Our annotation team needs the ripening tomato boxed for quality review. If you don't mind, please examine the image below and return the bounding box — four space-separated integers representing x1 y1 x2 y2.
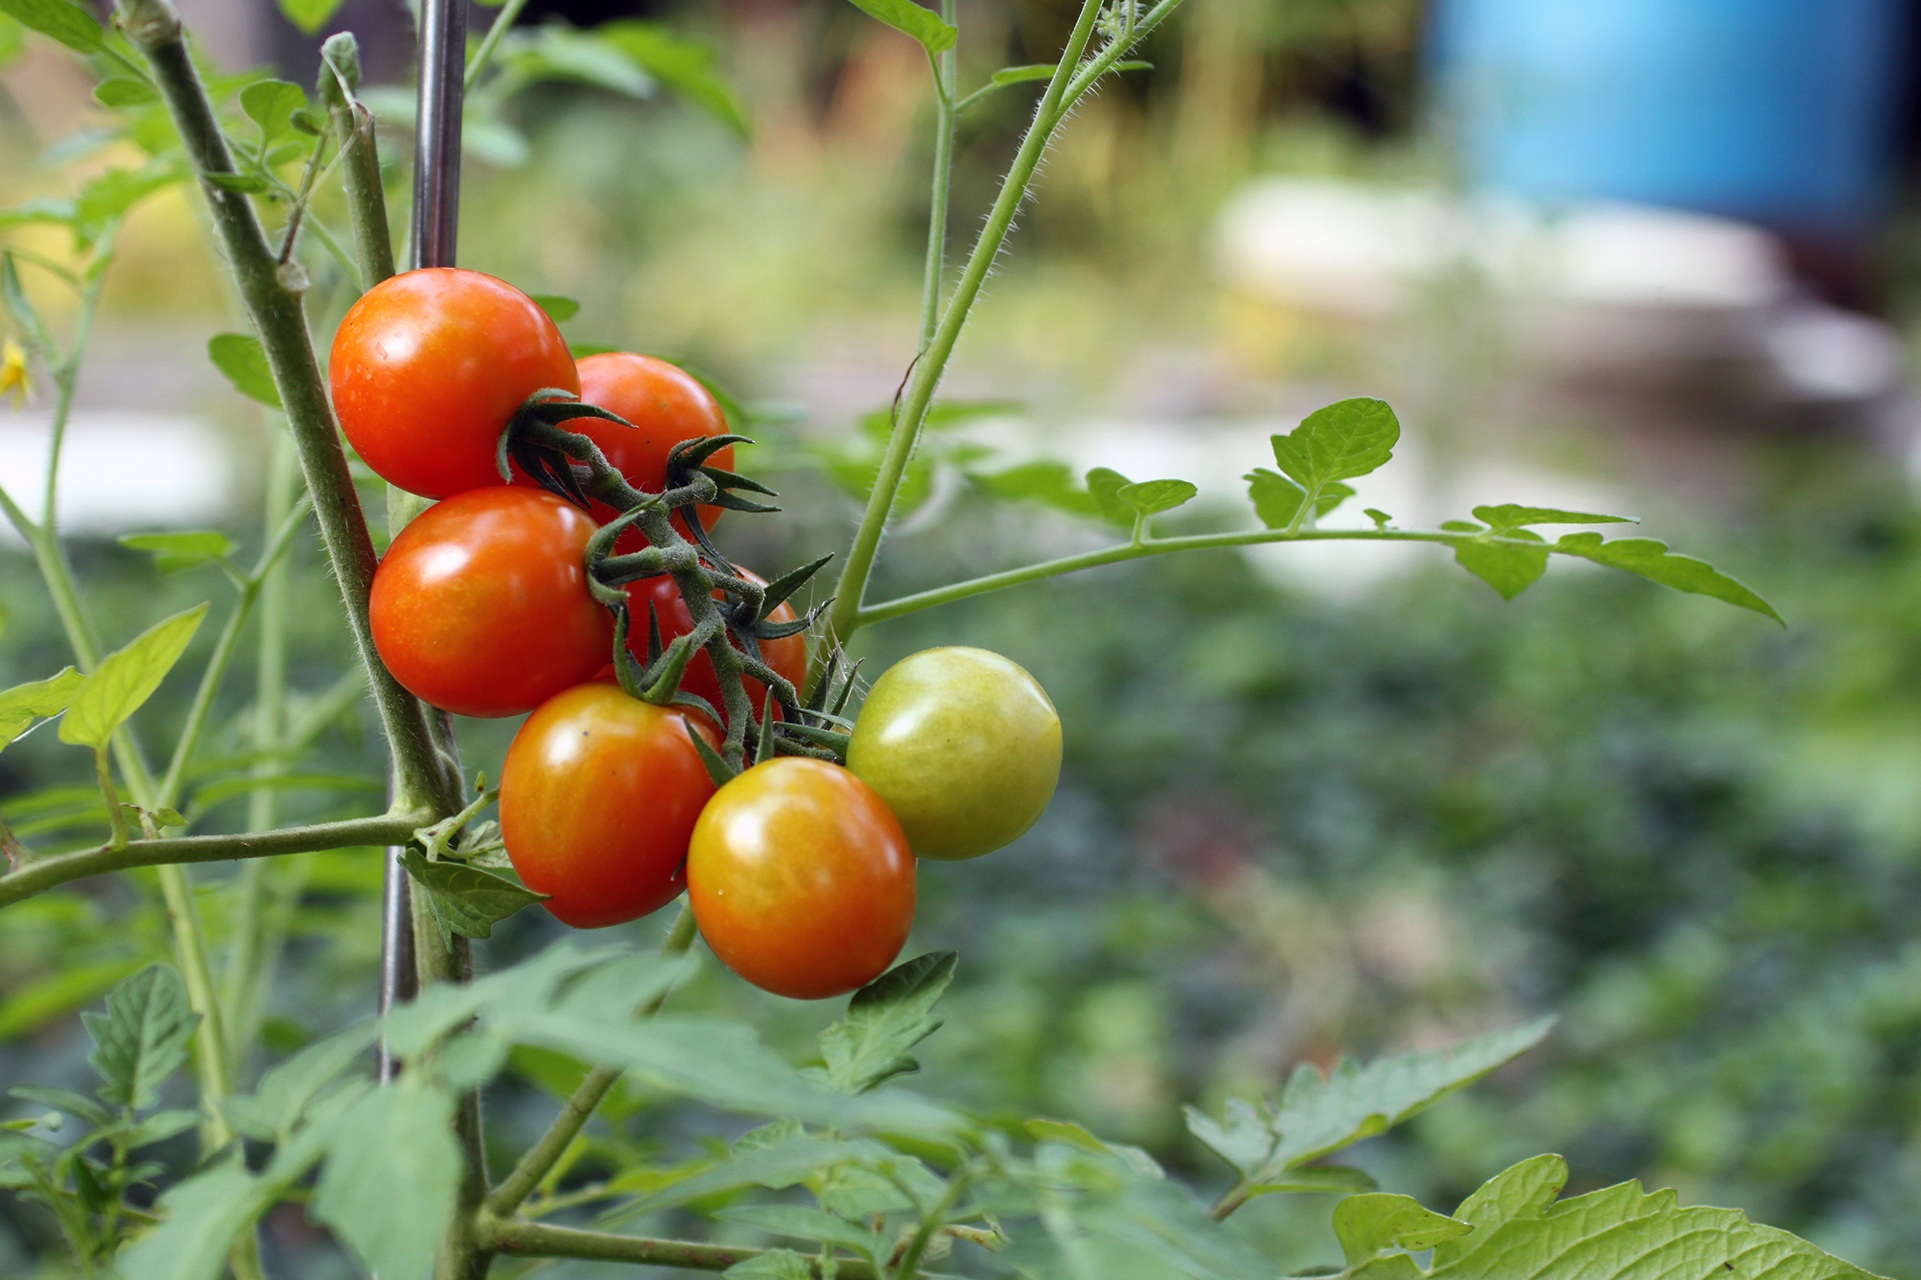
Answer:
371 487 613 718
615 569 808 719
687 758 914 999
501 684 718 928
846 647 1061 860
553 353 733 536
331 268 578 499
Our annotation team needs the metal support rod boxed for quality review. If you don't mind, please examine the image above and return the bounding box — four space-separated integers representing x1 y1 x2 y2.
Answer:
378 0 469 1084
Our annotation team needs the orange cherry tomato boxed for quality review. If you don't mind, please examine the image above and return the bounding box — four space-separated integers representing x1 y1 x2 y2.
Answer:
614 568 809 720
501 684 718 929
687 758 915 999
370 487 612 718
331 268 578 499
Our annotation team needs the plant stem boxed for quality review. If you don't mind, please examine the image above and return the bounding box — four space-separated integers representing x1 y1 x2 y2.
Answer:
1210 1180 1251 1220
827 0 1107 643
476 1217 879 1278
92 750 127 850
120 0 460 820
320 35 397 288
858 527 1546 626
0 811 430 908
411 889 491 1280
465 0 531 91
485 906 698 1217
917 0 957 351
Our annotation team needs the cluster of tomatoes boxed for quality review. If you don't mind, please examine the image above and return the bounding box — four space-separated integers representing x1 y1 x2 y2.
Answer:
330 268 1062 999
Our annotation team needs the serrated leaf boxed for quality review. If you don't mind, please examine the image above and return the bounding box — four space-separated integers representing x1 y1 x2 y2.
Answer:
0 667 83 749
1186 1019 1552 1184
1454 531 1546 601
1116 478 1197 517
0 958 143 1038
598 20 751 137
1553 534 1783 624
818 952 955 1094
10 1084 111 1127
1246 468 1351 530
1334 1193 1471 1265
114 1162 265 1280
82 965 199 1111
59 605 209 750
611 1134 882 1219
1471 504 1635 534
277 0 344 36
529 293 579 322
118 531 236 574
93 77 157 108
1026 1117 1163 1179
1270 397 1399 494
717 1204 889 1262
208 333 281 408
311 1080 460 1280
239 78 306 141
400 848 546 941
1430 1153 1566 1268
222 1023 377 1142
726 1249 815 1279
842 0 956 53
1425 1156 1887 1279
121 1108 199 1148
0 0 100 52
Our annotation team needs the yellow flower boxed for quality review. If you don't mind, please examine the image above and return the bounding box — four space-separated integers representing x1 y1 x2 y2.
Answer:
0 338 28 409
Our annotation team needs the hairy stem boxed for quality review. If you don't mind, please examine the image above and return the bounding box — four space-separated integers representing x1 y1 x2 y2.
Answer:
320 36 398 289
476 1217 879 1278
827 0 1107 643
917 0 957 351
412 892 491 1280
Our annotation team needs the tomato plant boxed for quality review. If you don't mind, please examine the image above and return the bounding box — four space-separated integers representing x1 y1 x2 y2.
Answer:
331 267 577 499
848 646 1063 859
687 757 916 999
559 351 735 536
370 486 612 718
499 684 717 928
614 568 808 719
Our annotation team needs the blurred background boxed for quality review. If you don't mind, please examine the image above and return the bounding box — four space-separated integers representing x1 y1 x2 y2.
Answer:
8 0 1921 1275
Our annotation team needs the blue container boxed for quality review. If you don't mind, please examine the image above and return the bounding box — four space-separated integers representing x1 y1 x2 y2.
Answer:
1428 0 1910 230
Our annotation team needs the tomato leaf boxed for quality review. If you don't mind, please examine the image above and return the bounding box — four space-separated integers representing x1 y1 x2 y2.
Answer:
82 964 199 1111
115 1162 268 1280
208 333 281 408
239 78 306 142
1246 468 1352 530
311 1080 461 1280
529 293 579 322
93 77 157 109
0 667 83 750
400 849 547 942
598 20 751 137
1552 533 1784 625
0 0 102 53
971 460 1098 518
117 531 236 574
1471 504 1636 534
1454 530 1546 601
1333 1193 1471 1266
840 0 957 54
817 951 956 1094
1116 478 1197 518
724 1250 815 1280
1267 398 1399 521
276 0 345 37
59 605 209 751
715 1205 890 1264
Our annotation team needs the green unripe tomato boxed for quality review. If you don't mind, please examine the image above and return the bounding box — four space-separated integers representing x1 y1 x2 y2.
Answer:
847 646 1062 860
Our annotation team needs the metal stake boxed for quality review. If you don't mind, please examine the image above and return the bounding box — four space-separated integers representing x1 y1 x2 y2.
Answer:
378 0 469 1084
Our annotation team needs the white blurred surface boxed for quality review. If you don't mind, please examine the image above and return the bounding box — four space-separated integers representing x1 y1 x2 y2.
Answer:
0 412 239 538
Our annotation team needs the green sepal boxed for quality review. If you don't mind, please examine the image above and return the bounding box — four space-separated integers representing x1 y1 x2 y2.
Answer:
685 720 738 786
756 554 834 621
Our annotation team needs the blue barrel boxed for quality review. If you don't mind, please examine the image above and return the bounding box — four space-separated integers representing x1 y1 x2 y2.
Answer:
1428 0 1910 230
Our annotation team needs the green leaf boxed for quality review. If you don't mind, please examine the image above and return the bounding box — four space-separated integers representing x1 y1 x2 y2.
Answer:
818 952 956 1094
1553 534 1783 624
2 251 51 357
841 0 957 53
1333 1193 1471 1266
203 172 271 195
971 460 1099 517
1116 479 1197 518
1424 1155 1887 1279
222 1023 377 1142
0 0 101 52
239 79 306 141
598 21 751 137
310 1080 461 1280
400 848 547 941
1185 1018 1553 1184
74 163 184 233
115 1163 266 1280
1471 504 1635 534
82 965 199 1111
1454 531 1547 601
207 333 281 408
117 531 236 574
1086 466 1134 525
991 63 1055 86
716 1204 890 1263
504 25 654 97
0 15 22 67
59 605 209 751
528 293 579 322
726 1250 816 1279
1246 468 1352 529
1365 507 1393 529
93 77 157 108
0 958 142 1040
277 0 344 37
0 667 83 750
1026 1116 1164 1179
1270 397 1399 492
10 1084 112 1127
1244 1164 1377 1197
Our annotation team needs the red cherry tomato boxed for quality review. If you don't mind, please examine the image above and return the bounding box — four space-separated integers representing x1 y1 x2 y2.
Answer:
687 758 915 999
331 268 578 499
501 684 718 928
552 353 733 537
615 569 809 719
371 487 613 718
